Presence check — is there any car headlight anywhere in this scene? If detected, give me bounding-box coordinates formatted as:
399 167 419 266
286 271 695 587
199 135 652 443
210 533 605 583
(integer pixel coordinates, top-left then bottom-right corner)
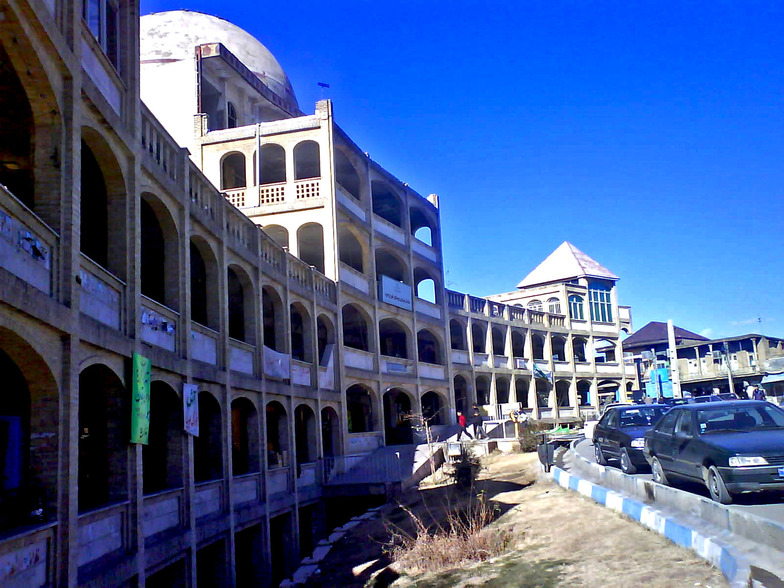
728 456 768 467
630 438 645 449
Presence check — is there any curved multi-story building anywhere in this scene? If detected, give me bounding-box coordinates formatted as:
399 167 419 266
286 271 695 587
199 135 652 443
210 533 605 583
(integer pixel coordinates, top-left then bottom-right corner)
0 5 634 586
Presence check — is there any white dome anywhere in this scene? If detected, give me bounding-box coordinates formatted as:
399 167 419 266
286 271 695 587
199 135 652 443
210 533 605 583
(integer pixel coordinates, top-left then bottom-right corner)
140 10 298 109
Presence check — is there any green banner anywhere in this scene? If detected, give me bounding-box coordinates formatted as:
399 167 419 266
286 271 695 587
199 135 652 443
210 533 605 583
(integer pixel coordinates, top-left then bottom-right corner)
131 353 151 444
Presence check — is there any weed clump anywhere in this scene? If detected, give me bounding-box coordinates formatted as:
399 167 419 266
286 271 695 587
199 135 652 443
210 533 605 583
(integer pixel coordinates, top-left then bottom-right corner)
384 491 510 575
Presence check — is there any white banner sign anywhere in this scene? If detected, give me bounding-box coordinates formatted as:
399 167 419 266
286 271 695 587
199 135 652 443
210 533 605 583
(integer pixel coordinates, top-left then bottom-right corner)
183 383 199 436
379 275 412 310
263 345 291 380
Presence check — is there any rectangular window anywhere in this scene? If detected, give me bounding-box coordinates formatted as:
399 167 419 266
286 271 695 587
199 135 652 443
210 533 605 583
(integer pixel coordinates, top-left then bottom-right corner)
589 286 613 322
83 0 120 72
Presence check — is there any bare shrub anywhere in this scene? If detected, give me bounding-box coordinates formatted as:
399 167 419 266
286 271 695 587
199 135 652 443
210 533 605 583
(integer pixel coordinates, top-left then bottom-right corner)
517 421 551 452
384 491 510 575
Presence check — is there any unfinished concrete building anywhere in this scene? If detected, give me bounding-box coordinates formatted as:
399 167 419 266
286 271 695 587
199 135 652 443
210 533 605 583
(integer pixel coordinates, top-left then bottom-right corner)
0 4 635 586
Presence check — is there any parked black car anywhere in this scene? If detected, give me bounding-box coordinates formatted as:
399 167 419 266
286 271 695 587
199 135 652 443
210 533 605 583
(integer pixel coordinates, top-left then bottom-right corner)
643 401 784 504
593 405 670 474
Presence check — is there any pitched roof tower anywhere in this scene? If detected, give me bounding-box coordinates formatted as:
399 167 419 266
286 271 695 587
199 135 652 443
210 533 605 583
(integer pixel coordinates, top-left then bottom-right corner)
517 242 618 289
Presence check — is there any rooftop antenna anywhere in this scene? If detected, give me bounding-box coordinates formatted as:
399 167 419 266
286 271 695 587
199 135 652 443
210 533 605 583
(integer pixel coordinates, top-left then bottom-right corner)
317 82 330 99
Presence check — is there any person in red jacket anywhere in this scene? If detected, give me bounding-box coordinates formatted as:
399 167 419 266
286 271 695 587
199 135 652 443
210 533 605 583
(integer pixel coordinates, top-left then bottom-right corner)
457 411 473 441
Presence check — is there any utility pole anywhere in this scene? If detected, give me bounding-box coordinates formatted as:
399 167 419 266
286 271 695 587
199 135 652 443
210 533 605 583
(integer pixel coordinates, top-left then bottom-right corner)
723 341 736 396
667 320 682 398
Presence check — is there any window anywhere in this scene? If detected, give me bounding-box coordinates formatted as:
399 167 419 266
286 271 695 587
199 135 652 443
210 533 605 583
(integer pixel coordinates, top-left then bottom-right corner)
527 299 542 311
547 297 561 314
227 102 238 128
588 283 613 323
83 0 120 71
569 295 584 320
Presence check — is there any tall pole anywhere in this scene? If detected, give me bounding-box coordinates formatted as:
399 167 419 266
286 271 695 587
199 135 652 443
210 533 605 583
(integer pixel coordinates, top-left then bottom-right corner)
667 320 682 398
723 341 736 396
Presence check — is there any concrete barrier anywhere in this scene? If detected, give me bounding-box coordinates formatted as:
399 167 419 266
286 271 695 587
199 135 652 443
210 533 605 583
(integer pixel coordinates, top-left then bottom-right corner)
569 439 784 552
552 466 751 587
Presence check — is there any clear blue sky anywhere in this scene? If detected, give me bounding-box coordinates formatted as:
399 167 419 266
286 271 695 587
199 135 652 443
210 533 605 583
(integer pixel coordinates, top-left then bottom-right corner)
141 0 784 340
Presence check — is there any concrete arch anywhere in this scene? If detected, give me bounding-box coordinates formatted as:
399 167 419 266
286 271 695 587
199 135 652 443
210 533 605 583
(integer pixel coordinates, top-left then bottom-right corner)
409 206 438 248
346 383 378 433
383 387 414 445
293 140 320 180
417 327 444 365
321 406 342 457
143 380 184 493
266 400 290 468
294 403 318 464
421 390 447 425
227 262 257 345
378 317 412 359
190 234 221 330
335 146 362 201
342 303 372 352
371 180 404 228
413 266 439 303
264 224 289 249
290 301 313 363
450 319 467 350
296 222 325 273
262 284 286 352
81 126 129 279
220 150 246 189
338 223 368 273
316 313 335 366
140 191 180 309
453 373 470 413
375 247 409 284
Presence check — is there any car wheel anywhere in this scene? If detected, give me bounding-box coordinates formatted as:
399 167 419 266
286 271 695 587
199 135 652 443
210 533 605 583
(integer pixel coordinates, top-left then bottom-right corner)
706 465 733 505
620 448 637 475
595 443 607 465
651 457 668 485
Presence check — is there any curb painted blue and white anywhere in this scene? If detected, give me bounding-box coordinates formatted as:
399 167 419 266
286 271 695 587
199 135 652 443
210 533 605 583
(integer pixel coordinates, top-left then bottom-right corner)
552 467 750 587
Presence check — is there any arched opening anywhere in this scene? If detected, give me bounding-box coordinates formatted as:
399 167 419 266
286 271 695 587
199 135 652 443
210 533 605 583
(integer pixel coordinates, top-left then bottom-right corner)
375 249 408 284
379 318 408 359
371 181 403 227
421 391 444 425
593 339 617 363
221 152 246 190
573 337 587 362
556 380 571 407
547 297 561 315
294 404 317 465
417 329 443 365
531 333 545 360
317 315 335 366
342 304 370 352
264 225 289 249
346 384 375 433
260 144 286 184
527 300 543 311
78 364 127 512
450 320 466 350
536 379 550 408
335 149 360 200
475 376 490 405
413 267 437 304
338 225 365 273
471 323 486 353
140 194 179 309
515 377 530 407
231 398 259 476
0 332 59 531
81 132 127 278
409 208 435 247
228 265 256 345
496 377 510 404
551 336 567 362
194 392 223 483
383 389 412 445
262 286 285 352
453 375 469 414
190 238 220 329
577 380 592 406
321 407 341 457
143 382 184 494
290 303 313 362
294 141 320 180
0 42 34 208
297 223 325 273
492 327 506 356
511 330 525 358
266 401 289 468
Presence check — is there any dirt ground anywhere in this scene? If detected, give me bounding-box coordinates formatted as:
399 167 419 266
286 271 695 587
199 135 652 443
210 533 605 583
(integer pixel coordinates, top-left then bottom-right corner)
307 451 728 588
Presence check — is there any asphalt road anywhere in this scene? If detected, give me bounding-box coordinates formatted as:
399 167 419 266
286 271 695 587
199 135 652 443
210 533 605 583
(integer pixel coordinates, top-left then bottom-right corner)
574 437 784 525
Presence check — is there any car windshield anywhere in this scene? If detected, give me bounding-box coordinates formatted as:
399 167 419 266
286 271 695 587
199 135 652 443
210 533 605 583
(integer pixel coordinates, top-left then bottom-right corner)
618 406 668 427
696 404 784 434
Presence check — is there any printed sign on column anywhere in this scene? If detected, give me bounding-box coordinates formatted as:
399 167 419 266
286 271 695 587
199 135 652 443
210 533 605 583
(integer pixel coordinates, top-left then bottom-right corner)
183 383 199 436
130 353 151 444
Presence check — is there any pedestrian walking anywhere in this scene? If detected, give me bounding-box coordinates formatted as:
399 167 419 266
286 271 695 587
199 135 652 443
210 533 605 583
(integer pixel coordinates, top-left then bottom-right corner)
470 404 485 439
753 385 767 401
457 411 473 441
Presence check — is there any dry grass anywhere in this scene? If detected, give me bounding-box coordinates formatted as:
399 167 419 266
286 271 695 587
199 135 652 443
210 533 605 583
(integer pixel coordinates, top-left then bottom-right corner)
384 491 510 574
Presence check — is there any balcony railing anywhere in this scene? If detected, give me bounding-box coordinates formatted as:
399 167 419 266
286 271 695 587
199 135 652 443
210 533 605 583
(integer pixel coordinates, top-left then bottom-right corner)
77 501 129 566
141 487 184 538
79 254 124 331
191 322 219 365
323 453 403 485
0 183 57 295
229 338 255 375
232 472 262 507
447 289 466 309
140 296 179 352
194 480 224 519
141 105 180 184
0 522 56 586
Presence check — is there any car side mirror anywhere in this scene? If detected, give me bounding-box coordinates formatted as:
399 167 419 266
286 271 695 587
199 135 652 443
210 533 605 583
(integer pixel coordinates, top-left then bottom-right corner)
674 431 692 441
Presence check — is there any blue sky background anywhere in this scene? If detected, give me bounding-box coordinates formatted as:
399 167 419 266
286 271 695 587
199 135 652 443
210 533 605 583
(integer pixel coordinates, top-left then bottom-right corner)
141 0 784 339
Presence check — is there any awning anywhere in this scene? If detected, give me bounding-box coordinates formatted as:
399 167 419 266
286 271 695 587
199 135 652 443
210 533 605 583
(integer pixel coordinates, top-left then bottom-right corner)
761 373 784 385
